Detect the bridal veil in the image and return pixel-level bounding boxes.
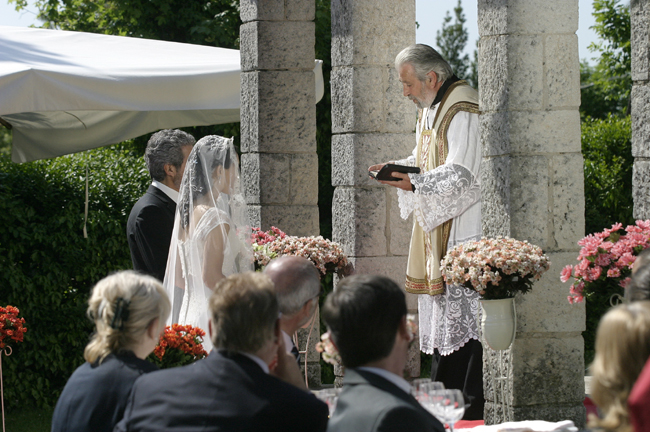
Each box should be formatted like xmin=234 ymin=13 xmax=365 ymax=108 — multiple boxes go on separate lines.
xmin=163 ymin=135 xmax=253 ymax=352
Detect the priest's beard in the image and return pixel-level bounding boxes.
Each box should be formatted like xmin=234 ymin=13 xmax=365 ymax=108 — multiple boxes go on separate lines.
xmin=412 ymin=91 xmax=436 ymax=109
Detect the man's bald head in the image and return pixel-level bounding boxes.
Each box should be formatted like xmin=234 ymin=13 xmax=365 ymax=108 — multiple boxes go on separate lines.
xmin=263 ymin=256 xmax=321 ymax=316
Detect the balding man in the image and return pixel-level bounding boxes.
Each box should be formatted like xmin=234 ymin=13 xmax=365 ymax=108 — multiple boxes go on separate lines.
xmin=264 ymin=256 xmax=321 ymax=365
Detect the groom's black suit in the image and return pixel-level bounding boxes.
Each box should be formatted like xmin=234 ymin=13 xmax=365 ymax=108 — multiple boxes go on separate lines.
xmin=327 ymin=369 xmax=444 ymax=432
xmin=127 ymin=185 xmax=176 ymax=282
xmin=114 ymin=350 xmax=329 ymax=432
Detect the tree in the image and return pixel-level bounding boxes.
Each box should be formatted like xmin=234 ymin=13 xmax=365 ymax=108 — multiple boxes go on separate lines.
xmin=580 ymin=0 xmax=631 ymax=119
xmin=435 ymin=0 xmax=476 ymax=87
xmin=11 ymin=0 xmax=241 ymax=48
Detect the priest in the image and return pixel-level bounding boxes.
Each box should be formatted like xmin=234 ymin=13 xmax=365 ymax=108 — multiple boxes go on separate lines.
xmin=369 ymin=44 xmax=483 ymax=420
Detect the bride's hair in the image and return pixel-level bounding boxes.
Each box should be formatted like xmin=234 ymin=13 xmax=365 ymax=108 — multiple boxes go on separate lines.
xmin=589 ymin=301 xmax=650 ymax=432
xmin=84 ymin=271 xmax=171 ymax=365
xmin=179 ymin=135 xmax=233 ymax=228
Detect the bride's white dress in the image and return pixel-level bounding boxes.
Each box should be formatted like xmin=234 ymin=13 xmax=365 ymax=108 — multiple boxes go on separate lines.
xmin=162 ymin=135 xmax=252 ymax=355
xmin=176 ymin=207 xmax=243 ymax=352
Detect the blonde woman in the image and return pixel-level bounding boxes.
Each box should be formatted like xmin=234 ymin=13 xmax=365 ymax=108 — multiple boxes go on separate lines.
xmin=51 ymin=271 xmax=170 ymax=432
xmin=589 ymin=301 xmax=650 ymax=432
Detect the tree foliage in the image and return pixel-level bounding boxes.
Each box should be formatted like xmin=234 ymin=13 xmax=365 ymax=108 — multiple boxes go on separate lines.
xmin=11 ymin=0 xmax=241 ymax=48
xmin=435 ymin=0 xmax=477 ymax=88
xmin=580 ymin=0 xmax=631 ymax=119
xmin=582 ymin=115 xmax=633 ymax=236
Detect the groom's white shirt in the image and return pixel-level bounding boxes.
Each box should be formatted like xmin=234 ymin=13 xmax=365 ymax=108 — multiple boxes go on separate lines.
xmin=152 ymin=180 xmax=179 ymax=203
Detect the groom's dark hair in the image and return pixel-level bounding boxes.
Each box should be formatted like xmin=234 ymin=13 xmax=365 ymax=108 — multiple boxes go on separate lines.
xmin=322 ymin=274 xmax=406 ymax=368
xmin=209 ymin=272 xmax=278 ymax=353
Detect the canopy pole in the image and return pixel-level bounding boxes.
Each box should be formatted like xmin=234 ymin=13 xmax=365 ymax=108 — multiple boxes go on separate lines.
xmin=83 ymin=164 xmax=89 ymax=239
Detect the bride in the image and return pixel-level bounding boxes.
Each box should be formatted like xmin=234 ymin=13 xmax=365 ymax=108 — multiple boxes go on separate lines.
xmin=163 ymin=135 xmax=253 ymax=352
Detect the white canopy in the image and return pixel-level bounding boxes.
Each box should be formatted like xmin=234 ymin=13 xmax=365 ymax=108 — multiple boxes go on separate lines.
xmin=0 ymin=26 xmax=324 ymax=163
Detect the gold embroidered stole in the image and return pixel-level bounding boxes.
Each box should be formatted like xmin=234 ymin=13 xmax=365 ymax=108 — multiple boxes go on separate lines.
xmin=405 ymin=81 xmax=479 ymax=296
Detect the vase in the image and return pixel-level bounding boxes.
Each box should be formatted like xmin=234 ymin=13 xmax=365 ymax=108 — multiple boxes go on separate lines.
xmin=480 ymin=298 xmax=516 ymax=350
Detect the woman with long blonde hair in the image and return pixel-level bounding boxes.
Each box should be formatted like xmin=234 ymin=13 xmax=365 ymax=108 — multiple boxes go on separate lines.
xmin=52 ymin=271 xmax=170 ymax=432
xmin=589 ymin=301 xmax=650 ymax=432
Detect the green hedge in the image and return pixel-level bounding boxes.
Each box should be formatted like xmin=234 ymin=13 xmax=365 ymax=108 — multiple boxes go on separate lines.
xmin=581 ymin=114 xmax=633 ymax=365
xmin=0 ymin=145 xmax=149 ymax=409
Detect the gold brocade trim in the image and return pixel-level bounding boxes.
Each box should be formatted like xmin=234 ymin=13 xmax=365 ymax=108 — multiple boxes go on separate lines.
xmin=437 ymin=101 xmax=480 ymax=163
xmin=405 ymin=274 xmax=445 ymax=295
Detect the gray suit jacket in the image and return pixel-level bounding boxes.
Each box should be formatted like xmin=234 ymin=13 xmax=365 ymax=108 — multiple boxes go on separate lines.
xmin=327 ymin=369 xmax=445 ymax=432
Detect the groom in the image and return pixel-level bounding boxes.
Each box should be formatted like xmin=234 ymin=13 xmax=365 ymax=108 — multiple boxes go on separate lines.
xmin=127 ymin=129 xmax=195 ymax=282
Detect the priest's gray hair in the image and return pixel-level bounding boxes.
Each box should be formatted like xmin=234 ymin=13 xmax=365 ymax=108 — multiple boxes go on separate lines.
xmin=395 ymin=44 xmax=453 ymax=84
xmin=145 ymin=129 xmax=196 ymax=182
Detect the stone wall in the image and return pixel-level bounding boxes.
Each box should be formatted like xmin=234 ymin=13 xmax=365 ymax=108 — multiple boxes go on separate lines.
xmin=240 ymin=0 xmax=319 ymax=237
xmin=330 ymin=0 xmax=419 ymax=376
xmin=632 ymin=0 xmax=650 ymax=219
xmin=478 ymin=0 xmax=586 ymax=426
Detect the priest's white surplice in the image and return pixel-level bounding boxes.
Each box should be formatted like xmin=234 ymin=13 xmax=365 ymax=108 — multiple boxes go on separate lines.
xmin=396 ymin=104 xmax=482 ymax=356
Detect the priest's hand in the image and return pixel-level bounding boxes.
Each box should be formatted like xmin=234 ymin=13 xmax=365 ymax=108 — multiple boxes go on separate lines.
xmin=378 ymin=171 xmax=413 ymax=192
xmin=368 ymin=163 xmax=386 ymax=174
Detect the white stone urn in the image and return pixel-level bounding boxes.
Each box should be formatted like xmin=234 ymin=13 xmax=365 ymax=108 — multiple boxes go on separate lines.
xmin=480 ymin=298 xmax=516 ymax=350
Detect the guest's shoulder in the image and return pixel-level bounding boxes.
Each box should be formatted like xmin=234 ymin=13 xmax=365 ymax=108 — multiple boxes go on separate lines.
xmin=131 ymin=357 xmax=205 ymax=389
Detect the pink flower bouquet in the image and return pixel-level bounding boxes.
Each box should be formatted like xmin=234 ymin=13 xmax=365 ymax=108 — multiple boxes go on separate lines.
xmin=562 ymin=221 xmax=650 ymax=304
xmin=441 ymin=237 xmax=550 ymax=300
xmin=251 ymin=227 xmax=351 ymax=277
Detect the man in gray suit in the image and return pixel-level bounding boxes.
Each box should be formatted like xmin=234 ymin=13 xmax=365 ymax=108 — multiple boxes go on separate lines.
xmin=322 ymin=274 xmax=444 ymax=432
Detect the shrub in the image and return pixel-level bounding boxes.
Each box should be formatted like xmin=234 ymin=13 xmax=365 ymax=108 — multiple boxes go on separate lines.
xmin=0 ymin=145 xmax=149 ymax=409
xmin=581 ymin=114 xmax=633 ymax=365
xmin=582 ymin=114 xmax=633 ymax=235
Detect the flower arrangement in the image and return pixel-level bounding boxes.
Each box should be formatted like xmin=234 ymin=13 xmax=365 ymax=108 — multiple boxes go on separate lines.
xmin=251 ymin=227 xmax=351 ymax=276
xmin=147 ymin=324 xmax=207 ymax=369
xmin=317 ymin=315 xmax=418 ymax=366
xmin=0 ymin=305 xmax=27 ymax=351
xmin=562 ymin=221 xmax=650 ymax=304
xmin=441 ymin=236 xmax=550 ymax=300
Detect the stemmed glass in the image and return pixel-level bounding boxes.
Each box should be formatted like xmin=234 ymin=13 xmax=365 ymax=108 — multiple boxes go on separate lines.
xmin=411 ymin=380 xmax=445 ymax=412
xmin=410 ymin=378 xmax=432 ymax=398
xmin=316 ymin=387 xmax=341 ymax=417
xmin=428 ymin=389 xmax=465 ymax=432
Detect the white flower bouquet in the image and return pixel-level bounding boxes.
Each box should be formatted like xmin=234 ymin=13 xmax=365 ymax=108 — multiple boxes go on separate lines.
xmin=251 ymin=226 xmax=351 ymax=277
xmin=441 ymin=236 xmax=550 ymax=300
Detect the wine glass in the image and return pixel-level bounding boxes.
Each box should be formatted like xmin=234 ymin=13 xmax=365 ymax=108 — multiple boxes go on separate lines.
xmin=429 ymin=389 xmax=465 ymax=432
xmin=410 ymin=378 xmax=431 ymax=398
xmin=316 ymin=387 xmax=341 ymax=417
xmin=413 ymin=380 xmax=445 ymax=412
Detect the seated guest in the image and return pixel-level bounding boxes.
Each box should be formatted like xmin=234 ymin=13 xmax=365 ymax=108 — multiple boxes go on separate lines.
xmin=588 ymin=301 xmax=650 ymax=432
xmin=263 ymin=256 xmax=321 ymax=364
xmin=626 ymin=258 xmax=650 ymax=302
xmin=51 ymin=271 xmax=170 ymax=432
xmin=629 ymin=356 xmax=650 ymax=432
xmin=322 ymin=274 xmax=445 ymax=432
xmin=115 ymin=272 xmax=329 ymax=432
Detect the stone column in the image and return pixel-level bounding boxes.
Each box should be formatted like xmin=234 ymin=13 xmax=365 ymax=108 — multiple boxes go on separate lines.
xmin=240 ymin=0 xmax=319 ymax=237
xmin=479 ymin=0 xmax=586 ymax=426
xmin=239 ymin=0 xmax=321 ymax=386
xmin=632 ymin=0 xmax=650 ymax=219
xmin=330 ymin=0 xmax=418 ymax=376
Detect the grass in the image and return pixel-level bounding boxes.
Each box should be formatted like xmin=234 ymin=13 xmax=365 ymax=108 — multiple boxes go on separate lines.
xmin=4 ymin=406 xmax=53 ymax=432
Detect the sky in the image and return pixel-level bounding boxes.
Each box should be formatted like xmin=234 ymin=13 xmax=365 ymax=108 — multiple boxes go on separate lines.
xmin=1 ymin=0 xmax=600 ymax=64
